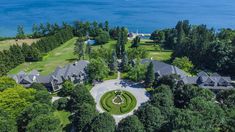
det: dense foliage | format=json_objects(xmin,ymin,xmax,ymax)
[
  {"xmin": 87, "ymin": 57, "xmax": 109, "ymax": 82},
  {"xmin": 172, "ymin": 56, "xmax": 194, "ymax": 73},
  {"xmin": 88, "ymin": 113, "xmax": 116, "ymax": 132},
  {"xmin": 151, "ymin": 20, "xmax": 235, "ymax": 76},
  {"xmin": 0, "ymin": 26, "xmax": 73, "ymax": 76},
  {"xmin": 117, "ymin": 115, "xmax": 144, "ymax": 132},
  {"xmin": 0, "ymin": 77, "xmax": 62, "ymax": 131},
  {"xmin": 131, "ymin": 75, "xmax": 235, "ymax": 131}
]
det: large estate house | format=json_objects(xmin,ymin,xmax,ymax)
[
  {"xmin": 10, "ymin": 59, "xmax": 233, "ymax": 92},
  {"xmin": 10, "ymin": 60, "xmax": 89, "ymax": 91},
  {"xmin": 142, "ymin": 59, "xmax": 233, "ymax": 90}
]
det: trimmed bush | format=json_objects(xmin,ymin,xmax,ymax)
[{"xmin": 100, "ymin": 90, "xmax": 137, "ymax": 115}]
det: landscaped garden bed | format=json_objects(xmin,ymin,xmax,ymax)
[{"xmin": 100, "ymin": 90, "xmax": 137, "ymax": 115}]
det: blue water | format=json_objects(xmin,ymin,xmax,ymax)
[{"xmin": 1, "ymin": 0, "xmax": 235, "ymax": 36}]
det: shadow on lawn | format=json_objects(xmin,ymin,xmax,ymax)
[{"xmin": 66, "ymin": 58, "xmax": 77, "ymax": 62}]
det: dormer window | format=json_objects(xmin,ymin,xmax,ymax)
[
  {"xmin": 209, "ymin": 81, "xmax": 215, "ymax": 86},
  {"xmin": 218, "ymin": 81, "xmax": 228, "ymax": 87}
]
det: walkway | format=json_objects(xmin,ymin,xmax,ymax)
[{"xmin": 90, "ymin": 71, "xmax": 149, "ymax": 123}]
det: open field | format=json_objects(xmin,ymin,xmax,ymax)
[
  {"xmin": 8, "ymin": 38, "xmax": 172, "ymax": 75},
  {"xmin": 92, "ymin": 40, "xmax": 116, "ymax": 50},
  {"xmin": 0, "ymin": 38, "xmax": 40, "ymax": 51},
  {"xmin": 126, "ymin": 39, "xmax": 172, "ymax": 62},
  {"xmin": 8, "ymin": 38, "xmax": 77, "ymax": 75},
  {"xmin": 94, "ymin": 39, "xmax": 173, "ymax": 62}
]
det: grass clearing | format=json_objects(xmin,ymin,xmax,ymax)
[
  {"xmin": 0, "ymin": 38, "xmax": 40, "ymax": 51},
  {"xmin": 92, "ymin": 40, "xmax": 116, "ymax": 50},
  {"xmin": 8, "ymin": 37, "xmax": 77, "ymax": 75},
  {"xmin": 126, "ymin": 40, "xmax": 172, "ymax": 62}
]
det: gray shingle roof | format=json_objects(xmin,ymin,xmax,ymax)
[
  {"xmin": 50, "ymin": 60, "xmax": 89, "ymax": 84},
  {"xmin": 182, "ymin": 70, "xmax": 233, "ymax": 89},
  {"xmin": 29, "ymin": 70, "xmax": 39, "ymax": 76},
  {"xmin": 142, "ymin": 59, "xmax": 187, "ymax": 78},
  {"xmin": 197, "ymin": 71, "xmax": 208, "ymax": 77}
]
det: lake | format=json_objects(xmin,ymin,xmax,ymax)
[{"xmin": 0, "ymin": 0, "xmax": 235, "ymax": 36}]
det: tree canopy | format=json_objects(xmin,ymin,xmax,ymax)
[
  {"xmin": 26, "ymin": 114, "xmax": 61, "ymax": 132},
  {"xmin": 88, "ymin": 113, "xmax": 116, "ymax": 132},
  {"xmin": 87, "ymin": 57, "xmax": 109, "ymax": 82},
  {"xmin": 117, "ymin": 115, "xmax": 144, "ymax": 132},
  {"xmin": 0, "ymin": 85, "xmax": 36, "ymax": 118},
  {"xmin": 172, "ymin": 56, "xmax": 194, "ymax": 73}
]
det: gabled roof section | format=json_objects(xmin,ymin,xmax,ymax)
[
  {"xmin": 29, "ymin": 70, "xmax": 39, "ymax": 76},
  {"xmin": 18, "ymin": 71, "xmax": 26, "ymax": 75},
  {"xmin": 141, "ymin": 59, "xmax": 187, "ymax": 78},
  {"xmin": 222, "ymin": 77, "xmax": 232, "ymax": 82},
  {"xmin": 182, "ymin": 76, "xmax": 198, "ymax": 84},
  {"xmin": 37, "ymin": 75, "xmax": 52, "ymax": 84},
  {"xmin": 211, "ymin": 72, "xmax": 221, "ymax": 77},
  {"xmin": 197, "ymin": 71, "xmax": 208, "ymax": 77}
]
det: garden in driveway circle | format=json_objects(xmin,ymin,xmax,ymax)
[{"xmin": 100, "ymin": 90, "xmax": 137, "ymax": 115}]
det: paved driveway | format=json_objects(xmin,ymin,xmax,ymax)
[{"xmin": 90, "ymin": 79, "xmax": 149, "ymax": 123}]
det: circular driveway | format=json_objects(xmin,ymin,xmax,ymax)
[{"xmin": 90, "ymin": 79, "xmax": 149, "ymax": 123}]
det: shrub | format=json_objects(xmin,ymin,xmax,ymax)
[{"xmin": 53, "ymin": 97, "xmax": 69, "ymax": 110}]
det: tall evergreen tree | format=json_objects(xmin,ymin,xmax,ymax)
[
  {"xmin": 74, "ymin": 39, "xmax": 85, "ymax": 60},
  {"xmin": 109, "ymin": 50, "xmax": 118, "ymax": 74},
  {"xmin": 116, "ymin": 27, "xmax": 128, "ymax": 58},
  {"xmin": 104, "ymin": 21, "xmax": 109, "ymax": 31},
  {"xmin": 131, "ymin": 36, "xmax": 141, "ymax": 48},
  {"xmin": 10, "ymin": 45, "xmax": 25, "ymax": 64},
  {"xmin": 85, "ymin": 44, "xmax": 92, "ymax": 59},
  {"xmin": 145, "ymin": 62, "xmax": 155, "ymax": 88},
  {"xmin": 32, "ymin": 24, "xmax": 39, "ymax": 38},
  {"xmin": 16, "ymin": 25, "xmax": 25, "ymax": 39},
  {"xmin": 121, "ymin": 52, "xmax": 129, "ymax": 72}
]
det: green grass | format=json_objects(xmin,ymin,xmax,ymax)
[
  {"xmin": 100, "ymin": 90, "xmax": 137, "ymax": 115},
  {"xmin": 0, "ymin": 43, "xmax": 12, "ymax": 51},
  {"xmin": 8, "ymin": 38, "xmax": 77, "ymax": 75},
  {"xmin": 53, "ymin": 111, "xmax": 71, "ymax": 131},
  {"xmin": 0, "ymin": 38, "xmax": 39, "ymax": 51},
  {"xmin": 92, "ymin": 40, "xmax": 116, "ymax": 50},
  {"xmin": 111, "ymin": 39, "xmax": 172, "ymax": 62},
  {"xmin": 104, "ymin": 73, "xmax": 118, "ymax": 80},
  {"xmin": 8, "ymin": 38, "xmax": 172, "ymax": 76},
  {"xmin": 148, "ymin": 51, "xmax": 173, "ymax": 62},
  {"xmin": 137, "ymin": 40, "xmax": 173, "ymax": 62}
]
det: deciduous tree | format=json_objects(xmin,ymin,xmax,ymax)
[
  {"xmin": 26, "ymin": 114, "xmax": 60, "ymax": 132},
  {"xmin": 117, "ymin": 115, "xmax": 144, "ymax": 132},
  {"xmin": 88, "ymin": 113, "xmax": 116, "ymax": 132}
]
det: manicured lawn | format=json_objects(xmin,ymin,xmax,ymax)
[
  {"xmin": 92, "ymin": 40, "xmax": 116, "ymax": 50},
  {"xmin": 0, "ymin": 38, "xmax": 39, "ymax": 51},
  {"xmin": 8, "ymin": 38, "xmax": 77, "ymax": 75},
  {"xmin": 53, "ymin": 111, "xmax": 71, "ymax": 131},
  {"xmin": 137, "ymin": 40, "xmax": 173, "ymax": 62},
  {"xmin": 148, "ymin": 51, "xmax": 173, "ymax": 62},
  {"xmin": 103, "ymin": 39, "xmax": 173, "ymax": 62},
  {"xmin": 100, "ymin": 90, "xmax": 137, "ymax": 115},
  {"xmin": 8, "ymin": 38, "xmax": 172, "ymax": 76}
]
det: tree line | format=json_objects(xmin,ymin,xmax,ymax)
[
  {"xmin": 0, "ymin": 27, "xmax": 74, "ymax": 76},
  {"xmin": 151, "ymin": 20, "xmax": 235, "ymax": 76},
  {"xmin": 1, "ymin": 74, "xmax": 234, "ymax": 132}
]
